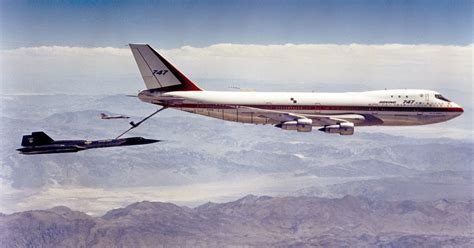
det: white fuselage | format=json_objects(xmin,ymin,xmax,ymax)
[{"xmin": 138, "ymin": 89, "xmax": 463, "ymax": 127}]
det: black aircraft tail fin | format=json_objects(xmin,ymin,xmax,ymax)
[{"xmin": 21, "ymin": 132, "xmax": 54, "ymax": 146}]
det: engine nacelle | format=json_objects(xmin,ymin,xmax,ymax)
[
  {"xmin": 276, "ymin": 119, "xmax": 313, "ymax": 132},
  {"xmin": 319, "ymin": 122, "xmax": 354, "ymax": 135}
]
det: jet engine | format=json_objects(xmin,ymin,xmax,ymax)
[
  {"xmin": 318, "ymin": 122, "xmax": 354, "ymax": 135},
  {"xmin": 276, "ymin": 119, "xmax": 313, "ymax": 132}
]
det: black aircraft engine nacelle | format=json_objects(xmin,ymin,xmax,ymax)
[
  {"xmin": 276, "ymin": 119, "xmax": 313, "ymax": 132},
  {"xmin": 319, "ymin": 122, "xmax": 354, "ymax": 135}
]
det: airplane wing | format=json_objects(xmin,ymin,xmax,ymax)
[{"xmin": 236, "ymin": 106, "xmax": 374, "ymax": 126}]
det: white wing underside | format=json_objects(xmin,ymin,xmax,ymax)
[
  {"xmin": 236, "ymin": 106, "xmax": 364, "ymax": 126},
  {"xmin": 148, "ymin": 97, "xmax": 365, "ymax": 126}
]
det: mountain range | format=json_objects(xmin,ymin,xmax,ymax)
[{"xmin": 1, "ymin": 195, "xmax": 472, "ymax": 247}]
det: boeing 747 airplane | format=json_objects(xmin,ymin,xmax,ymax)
[{"xmin": 129, "ymin": 44, "xmax": 463, "ymax": 135}]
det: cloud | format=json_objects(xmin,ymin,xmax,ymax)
[
  {"xmin": 1, "ymin": 43, "xmax": 472, "ymax": 94},
  {"xmin": 166, "ymin": 43, "xmax": 473, "ymax": 89}
]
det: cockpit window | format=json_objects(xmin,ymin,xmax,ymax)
[{"xmin": 435, "ymin": 94, "xmax": 451, "ymax": 102}]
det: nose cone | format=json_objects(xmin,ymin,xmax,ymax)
[
  {"xmin": 123, "ymin": 137, "xmax": 161, "ymax": 146},
  {"xmin": 450, "ymin": 103, "xmax": 464, "ymax": 119},
  {"xmin": 135, "ymin": 137, "xmax": 161, "ymax": 144},
  {"xmin": 453, "ymin": 103, "xmax": 464, "ymax": 114},
  {"xmin": 143, "ymin": 138, "xmax": 160, "ymax": 144}
]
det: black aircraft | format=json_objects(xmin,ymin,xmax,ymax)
[{"xmin": 17, "ymin": 132, "xmax": 159, "ymax": 155}]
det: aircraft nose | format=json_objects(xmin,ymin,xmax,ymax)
[
  {"xmin": 452, "ymin": 103, "xmax": 464, "ymax": 116},
  {"xmin": 144, "ymin": 138, "xmax": 160, "ymax": 144}
]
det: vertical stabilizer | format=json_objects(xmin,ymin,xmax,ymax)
[
  {"xmin": 129, "ymin": 44, "xmax": 202, "ymax": 91},
  {"xmin": 21, "ymin": 132, "xmax": 54, "ymax": 146}
]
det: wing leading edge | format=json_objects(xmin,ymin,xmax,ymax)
[
  {"xmin": 236, "ymin": 106, "xmax": 371, "ymax": 126},
  {"xmin": 235, "ymin": 106, "xmax": 383, "ymax": 135}
]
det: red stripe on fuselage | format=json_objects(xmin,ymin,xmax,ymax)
[
  {"xmin": 158, "ymin": 103, "xmax": 463, "ymax": 113},
  {"xmin": 148, "ymin": 45, "xmax": 202, "ymax": 91}
]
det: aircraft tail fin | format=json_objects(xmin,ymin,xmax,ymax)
[
  {"xmin": 129, "ymin": 44, "xmax": 202, "ymax": 91},
  {"xmin": 21, "ymin": 132, "xmax": 54, "ymax": 146}
]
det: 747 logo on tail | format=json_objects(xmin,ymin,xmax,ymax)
[{"xmin": 153, "ymin": 69, "xmax": 168, "ymax": 76}]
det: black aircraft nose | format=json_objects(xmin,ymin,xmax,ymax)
[
  {"xmin": 126, "ymin": 137, "xmax": 160, "ymax": 145},
  {"xmin": 143, "ymin": 138, "xmax": 160, "ymax": 144}
]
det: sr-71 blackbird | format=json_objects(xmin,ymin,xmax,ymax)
[{"xmin": 17, "ymin": 132, "xmax": 159, "ymax": 155}]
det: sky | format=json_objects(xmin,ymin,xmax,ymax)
[
  {"xmin": 1, "ymin": 0, "xmax": 472, "ymax": 49},
  {"xmin": 0, "ymin": 0, "xmax": 472, "ymax": 215},
  {"xmin": 0, "ymin": 1, "xmax": 472, "ymax": 95}
]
